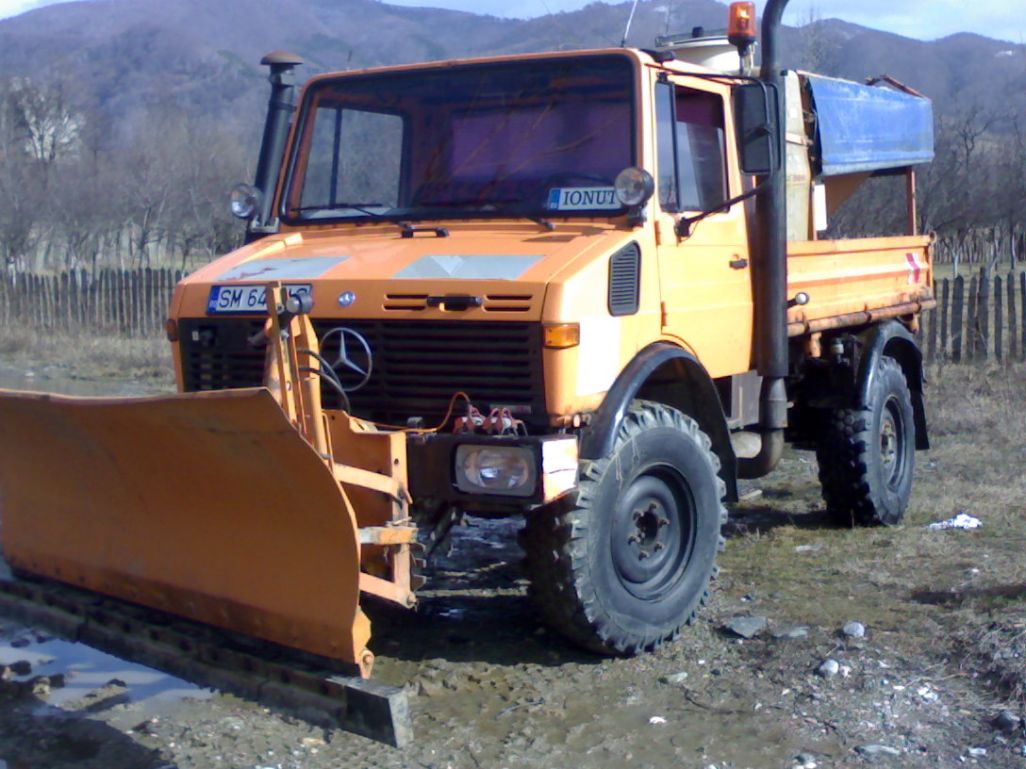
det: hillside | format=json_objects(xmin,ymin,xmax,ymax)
[{"xmin": 0, "ymin": 0, "xmax": 1023, "ymax": 127}]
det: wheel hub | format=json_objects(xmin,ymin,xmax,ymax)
[
  {"xmin": 626, "ymin": 502, "xmax": 670, "ymax": 560},
  {"xmin": 880, "ymin": 397, "xmax": 904, "ymax": 485},
  {"xmin": 610, "ymin": 472, "xmax": 695, "ymax": 600}
]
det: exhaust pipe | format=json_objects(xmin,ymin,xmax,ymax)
[
  {"xmin": 250, "ymin": 50, "xmax": 304, "ymax": 237},
  {"xmin": 739, "ymin": 0, "xmax": 789, "ymax": 479}
]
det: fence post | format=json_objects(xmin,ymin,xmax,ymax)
[
  {"xmin": 926, "ymin": 295, "xmax": 937, "ymax": 363},
  {"xmin": 1021, "ymin": 272, "xmax": 1026, "ymax": 362},
  {"xmin": 939, "ymin": 278, "xmax": 950, "ymax": 360},
  {"xmin": 951, "ymin": 275, "xmax": 964, "ymax": 362},
  {"xmin": 1009, "ymin": 271, "xmax": 1019, "ymax": 361},
  {"xmin": 994, "ymin": 274, "xmax": 1003, "ymax": 363},
  {"xmin": 966, "ymin": 274, "xmax": 978, "ymax": 361},
  {"xmin": 978, "ymin": 267, "xmax": 990, "ymax": 361}
]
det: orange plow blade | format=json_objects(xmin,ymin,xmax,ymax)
[{"xmin": 0, "ymin": 387, "xmax": 373, "ymax": 676}]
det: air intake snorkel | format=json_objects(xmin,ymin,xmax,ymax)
[{"xmin": 247, "ymin": 50, "xmax": 304, "ymax": 242}]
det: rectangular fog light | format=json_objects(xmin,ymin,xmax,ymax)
[{"xmin": 454, "ymin": 444, "xmax": 537, "ymax": 497}]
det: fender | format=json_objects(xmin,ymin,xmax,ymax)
[
  {"xmin": 580, "ymin": 342, "xmax": 738, "ymax": 502},
  {"xmin": 857, "ymin": 320, "xmax": 929, "ymax": 450}
]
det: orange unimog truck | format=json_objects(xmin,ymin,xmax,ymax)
[{"xmin": 0, "ymin": 0, "xmax": 934, "ymax": 676}]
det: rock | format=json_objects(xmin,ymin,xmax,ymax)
[
  {"xmin": 794, "ymin": 543, "xmax": 823, "ymax": 553},
  {"xmin": 722, "ymin": 615, "xmax": 768, "ymax": 639},
  {"xmin": 991, "ymin": 709, "xmax": 1021, "ymax": 732},
  {"xmin": 771, "ymin": 625, "xmax": 809, "ymax": 640},
  {"xmin": 30, "ymin": 676, "xmax": 51, "ymax": 697},
  {"xmin": 855, "ymin": 744, "xmax": 900, "ymax": 757},
  {"xmin": 10, "ymin": 637, "xmax": 30, "ymax": 648},
  {"xmin": 417, "ymin": 679, "xmax": 444, "ymax": 698},
  {"xmin": 0, "ymin": 665, "xmax": 12, "ymax": 681},
  {"xmin": 659, "ymin": 672, "xmax": 689, "ymax": 685},
  {"xmin": 9, "ymin": 660, "xmax": 31, "ymax": 676},
  {"xmin": 966, "ymin": 747, "xmax": 987, "ymax": 757},
  {"xmin": 816, "ymin": 659, "xmax": 840, "ymax": 678},
  {"xmin": 842, "ymin": 621, "xmax": 866, "ymax": 638},
  {"xmin": 794, "ymin": 753, "xmax": 818, "ymax": 769}
]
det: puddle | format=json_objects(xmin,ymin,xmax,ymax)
[
  {"xmin": 0, "ymin": 633, "xmax": 211, "ymax": 711},
  {"xmin": 0, "ymin": 555, "xmax": 209, "ymax": 713}
]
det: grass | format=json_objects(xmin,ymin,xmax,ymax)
[
  {"xmin": 0, "ymin": 327, "xmax": 173, "ymax": 389},
  {"xmin": 720, "ymin": 361, "xmax": 1026, "ymax": 706}
]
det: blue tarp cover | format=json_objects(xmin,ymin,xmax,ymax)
[{"xmin": 805, "ymin": 74, "xmax": 934, "ymax": 177}]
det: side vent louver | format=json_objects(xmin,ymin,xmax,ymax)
[{"xmin": 608, "ymin": 242, "xmax": 640, "ymax": 316}]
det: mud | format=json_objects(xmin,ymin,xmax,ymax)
[
  {"xmin": 1, "ymin": 503, "xmax": 1022, "ymax": 769},
  {"xmin": 1, "ymin": 365, "xmax": 1025, "ymax": 767}
]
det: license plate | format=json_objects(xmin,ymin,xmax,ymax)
[{"xmin": 206, "ymin": 284, "xmax": 311, "ymax": 314}]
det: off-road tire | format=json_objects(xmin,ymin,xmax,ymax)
[
  {"xmin": 520, "ymin": 401, "xmax": 726, "ymax": 655},
  {"xmin": 816, "ymin": 355, "xmax": 915, "ymax": 526}
]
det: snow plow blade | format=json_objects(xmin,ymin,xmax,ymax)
[{"xmin": 0, "ymin": 387, "xmax": 374, "ymax": 676}]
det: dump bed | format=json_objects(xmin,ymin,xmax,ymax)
[{"xmin": 785, "ymin": 234, "xmax": 933, "ymax": 336}]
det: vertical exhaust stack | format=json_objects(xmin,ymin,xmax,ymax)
[
  {"xmin": 250, "ymin": 50, "xmax": 304, "ymax": 238},
  {"xmin": 738, "ymin": 0, "xmax": 789, "ymax": 478}
]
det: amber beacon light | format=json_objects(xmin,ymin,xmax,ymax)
[{"xmin": 727, "ymin": 2, "xmax": 758, "ymax": 47}]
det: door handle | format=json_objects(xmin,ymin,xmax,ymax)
[{"xmin": 729, "ymin": 257, "xmax": 749, "ymax": 269}]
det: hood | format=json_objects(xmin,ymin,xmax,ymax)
[{"xmin": 175, "ymin": 221, "xmax": 632, "ymax": 320}]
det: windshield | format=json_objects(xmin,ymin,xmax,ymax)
[{"xmin": 283, "ymin": 55, "xmax": 636, "ymax": 223}]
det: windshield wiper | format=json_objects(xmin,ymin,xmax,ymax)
[
  {"xmin": 294, "ymin": 202, "xmax": 390, "ymax": 218},
  {"xmin": 419, "ymin": 198, "xmax": 554, "ymax": 231}
]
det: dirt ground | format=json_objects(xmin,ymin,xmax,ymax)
[{"xmin": 1, "ymin": 356, "xmax": 1025, "ymax": 769}]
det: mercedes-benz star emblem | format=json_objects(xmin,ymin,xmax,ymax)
[{"xmin": 319, "ymin": 327, "xmax": 373, "ymax": 392}]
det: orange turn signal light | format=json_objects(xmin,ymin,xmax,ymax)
[
  {"xmin": 543, "ymin": 323, "xmax": 581, "ymax": 349},
  {"xmin": 728, "ymin": 1, "xmax": 757, "ymax": 45}
]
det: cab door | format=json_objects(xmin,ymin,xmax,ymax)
[{"xmin": 652, "ymin": 73, "xmax": 753, "ymax": 378}]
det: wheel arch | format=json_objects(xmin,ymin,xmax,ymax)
[
  {"xmin": 579, "ymin": 342, "xmax": 738, "ymax": 502},
  {"xmin": 857, "ymin": 321, "xmax": 929, "ymax": 450}
]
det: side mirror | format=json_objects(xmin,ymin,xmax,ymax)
[{"xmin": 732, "ymin": 82, "xmax": 779, "ymax": 176}]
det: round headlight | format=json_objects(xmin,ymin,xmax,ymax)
[
  {"xmin": 614, "ymin": 167, "xmax": 655, "ymax": 207},
  {"xmin": 230, "ymin": 183, "xmax": 262, "ymax": 220}
]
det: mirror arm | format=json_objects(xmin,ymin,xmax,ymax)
[{"xmin": 674, "ymin": 181, "xmax": 766, "ymax": 239}]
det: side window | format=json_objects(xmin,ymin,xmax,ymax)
[
  {"xmin": 655, "ymin": 83, "xmax": 728, "ymax": 213},
  {"xmin": 301, "ymin": 106, "xmax": 403, "ymax": 209},
  {"xmin": 655, "ymin": 81, "xmax": 678, "ymax": 210}
]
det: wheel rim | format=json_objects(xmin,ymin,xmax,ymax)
[
  {"xmin": 880, "ymin": 395, "xmax": 906, "ymax": 488},
  {"xmin": 610, "ymin": 470, "xmax": 696, "ymax": 601}
]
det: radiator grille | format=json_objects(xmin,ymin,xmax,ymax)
[{"xmin": 178, "ymin": 318, "xmax": 546, "ymax": 428}]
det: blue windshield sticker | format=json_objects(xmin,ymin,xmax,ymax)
[{"xmin": 547, "ymin": 187, "xmax": 620, "ymax": 211}]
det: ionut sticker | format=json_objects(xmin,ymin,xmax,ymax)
[{"xmin": 546, "ymin": 187, "xmax": 620, "ymax": 211}]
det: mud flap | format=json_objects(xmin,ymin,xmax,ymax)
[{"xmin": 0, "ymin": 387, "xmax": 373, "ymax": 675}]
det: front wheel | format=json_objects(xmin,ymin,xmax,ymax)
[
  {"xmin": 520, "ymin": 401, "xmax": 726, "ymax": 654},
  {"xmin": 816, "ymin": 355, "xmax": 916, "ymax": 526}
]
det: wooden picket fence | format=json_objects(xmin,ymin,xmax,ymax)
[
  {"xmin": 920, "ymin": 268, "xmax": 1026, "ymax": 364},
  {"xmin": 1, "ymin": 264, "xmax": 1024, "ymax": 364},
  {"xmin": 0, "ymin": 268, "xmax": 183, "ymax": 337}
]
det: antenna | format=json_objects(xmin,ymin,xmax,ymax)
[{"xmin": 620, "ymin": 0, "xmax": 640, "ymax": 48}]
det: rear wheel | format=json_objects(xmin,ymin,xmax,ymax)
[
  {"xmin": 816, "ymin": 355, "xmax": 915, "ymax": 526},
  {"xmin": 521, "ymin": 401, "xmax": 725, "ymax": 654}
]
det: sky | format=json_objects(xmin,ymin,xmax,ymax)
[{"xmin": 0, "ymin": 0, "xmax": 1023, "ymax": 43}]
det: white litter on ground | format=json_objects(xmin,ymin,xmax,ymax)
[{"xmin": 927, "ymin": 512, "xmax": 982, "ymax": 531}]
